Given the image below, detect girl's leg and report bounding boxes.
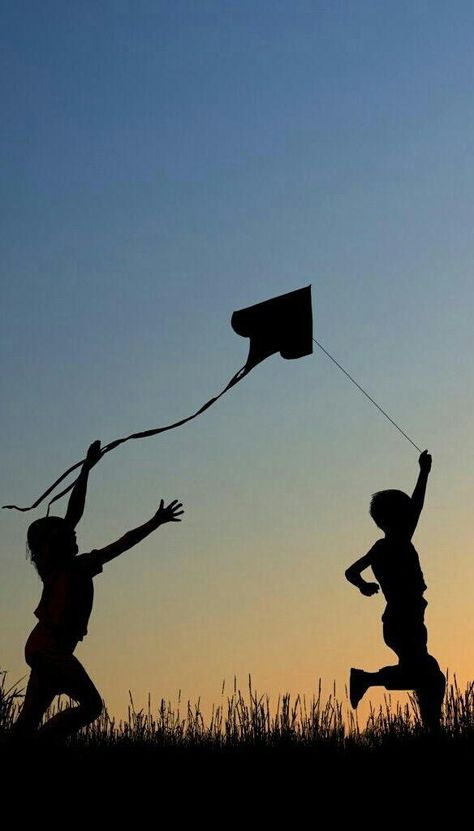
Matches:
[37,651,103,742]
[10,668,56,739]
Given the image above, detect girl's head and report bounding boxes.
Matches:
[369,490,414,534]
[27,516,78,579]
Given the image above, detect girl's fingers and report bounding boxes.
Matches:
[158,499,184,516]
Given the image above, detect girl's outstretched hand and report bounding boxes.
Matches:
[154,499,184,524]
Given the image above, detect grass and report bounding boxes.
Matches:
[4,669,474,812]
[3,669,474,750]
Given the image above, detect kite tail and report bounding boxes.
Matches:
[2,458,86,513]
[3,364,249,515]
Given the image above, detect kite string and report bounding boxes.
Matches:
[313,338,422,454]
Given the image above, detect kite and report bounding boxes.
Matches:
[231,284,313,371]
[4,286,314,513]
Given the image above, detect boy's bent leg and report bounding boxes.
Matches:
[350,669,370,708]
[373,665,411,691]
[350,666,402,707]
[383,615,428,665]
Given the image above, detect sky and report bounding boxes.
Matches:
[2,1,474,724]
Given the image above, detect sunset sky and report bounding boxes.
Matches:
[3,1,474,723]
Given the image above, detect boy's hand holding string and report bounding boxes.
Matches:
[410,450,431,535]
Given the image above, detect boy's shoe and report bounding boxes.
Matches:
[350,668,368,709]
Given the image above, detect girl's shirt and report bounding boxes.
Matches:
[34,551,103,644]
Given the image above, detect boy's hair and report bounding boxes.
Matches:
[27,516,69,578]
[369,490,413,531]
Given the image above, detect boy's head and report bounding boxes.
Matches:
[27,516,77,578]
[369,490,414,534]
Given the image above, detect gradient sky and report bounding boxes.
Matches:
[3,1,474,724]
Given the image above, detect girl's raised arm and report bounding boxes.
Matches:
[64,440,102,529]
[94,499,184,566]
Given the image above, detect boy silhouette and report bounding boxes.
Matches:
[345,450,445,730]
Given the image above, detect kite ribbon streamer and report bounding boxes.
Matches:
[3,364,250,514]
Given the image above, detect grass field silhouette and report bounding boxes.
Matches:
[3,669,474,750]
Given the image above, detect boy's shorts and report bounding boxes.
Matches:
[382,601,428,662]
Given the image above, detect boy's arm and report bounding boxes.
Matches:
[345,550,379,597]
[94,499,184,566]
[410,450,432,537]
[64,441,102,529]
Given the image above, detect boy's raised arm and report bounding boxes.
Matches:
[94,499,184,566]
[345,551,379,597]
[64,440,102,529]
[410,450,432,537]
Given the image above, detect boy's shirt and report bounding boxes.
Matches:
[369,538,427,607]
[34,551,103,643]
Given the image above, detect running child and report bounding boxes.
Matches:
[345,450,445,730]
[12,440,183,743]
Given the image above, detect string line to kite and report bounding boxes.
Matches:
[312,338,422,453]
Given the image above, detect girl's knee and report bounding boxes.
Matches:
[75,683,102,721]
[85,690,103,721]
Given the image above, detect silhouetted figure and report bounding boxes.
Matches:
[345,451,445,731]
[11,440,184,745]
